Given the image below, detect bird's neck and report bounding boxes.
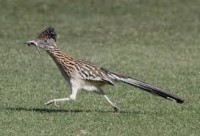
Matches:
[46,47,74,64]
[47,47,74,66]
[47,47,63,58]
[46,46,76,79]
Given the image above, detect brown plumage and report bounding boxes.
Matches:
[26,27,184,112]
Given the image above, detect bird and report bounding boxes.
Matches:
[25,27,184,112]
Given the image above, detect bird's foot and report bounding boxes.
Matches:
[44,99,59,108]
[113,106,120,113]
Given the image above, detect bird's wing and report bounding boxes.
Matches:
[76,60,115,86]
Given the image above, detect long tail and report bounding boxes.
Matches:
[107,71,184,104]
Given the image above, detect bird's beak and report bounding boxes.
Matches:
[25,40,41,53]
[25,40,37,46]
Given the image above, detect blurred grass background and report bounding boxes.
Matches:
[0,0,199,135]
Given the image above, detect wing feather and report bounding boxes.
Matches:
[76,60,115,85]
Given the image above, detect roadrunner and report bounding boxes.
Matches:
[26,27,184,112]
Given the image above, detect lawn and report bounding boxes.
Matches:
[0,0,199,135]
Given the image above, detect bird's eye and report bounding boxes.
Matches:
[44,40,48,43]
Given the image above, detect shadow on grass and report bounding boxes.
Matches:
[2,106,147,114]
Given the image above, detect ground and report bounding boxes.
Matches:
[0,0,199,135]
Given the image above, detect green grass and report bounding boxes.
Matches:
[0,0,199,135]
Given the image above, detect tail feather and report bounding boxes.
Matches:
[108,71,184,104]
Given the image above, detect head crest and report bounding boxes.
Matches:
[38,27,57,41]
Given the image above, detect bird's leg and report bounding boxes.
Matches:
[44,97,71,107]
[103,94,120,113]
[45,85,78,107]
[95,88,120,112]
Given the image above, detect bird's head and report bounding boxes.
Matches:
[25,27,57,51]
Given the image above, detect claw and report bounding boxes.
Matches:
[54,101,59,108]
[44,100,53,105]
[45,100,59,108]
[113,106,120,113]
